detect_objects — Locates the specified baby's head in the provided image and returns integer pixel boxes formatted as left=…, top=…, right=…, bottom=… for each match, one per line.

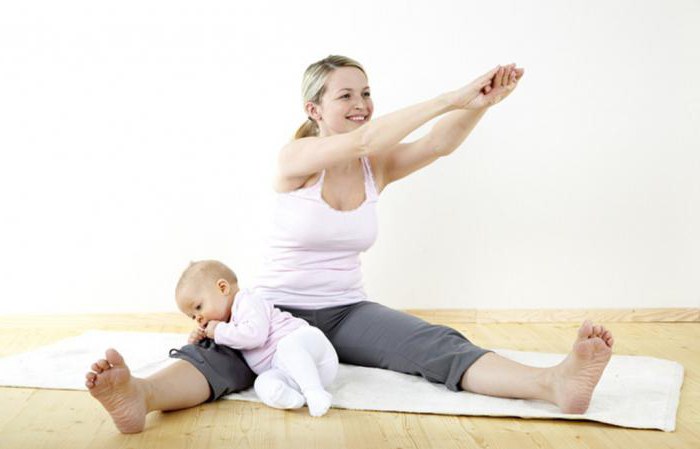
left=175, top=260, right=239, bottom=327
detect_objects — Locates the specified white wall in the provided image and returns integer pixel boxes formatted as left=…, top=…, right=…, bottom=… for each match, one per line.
left=1, top=0, right=698, bottom=314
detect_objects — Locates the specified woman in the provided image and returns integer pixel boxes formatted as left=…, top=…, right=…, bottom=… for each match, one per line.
left=85, top=55, right=614, bottom=433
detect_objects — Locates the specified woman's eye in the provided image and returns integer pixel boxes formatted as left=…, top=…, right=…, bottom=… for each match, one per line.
left=363, top=92, right=371, bottom=97
left=195, top=304, right=201, bottom=311
left=341, top=94, right=350, bottom=99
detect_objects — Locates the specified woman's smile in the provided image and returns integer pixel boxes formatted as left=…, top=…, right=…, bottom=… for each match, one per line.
left=346, top=114, right=368, bottom=123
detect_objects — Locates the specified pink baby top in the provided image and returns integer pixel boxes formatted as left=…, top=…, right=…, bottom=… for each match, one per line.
left=213, top=288, right=308, bottom=374
left=253, top=156, right=379, bottom=309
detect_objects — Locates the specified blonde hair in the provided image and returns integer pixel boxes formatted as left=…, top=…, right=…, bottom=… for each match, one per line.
left=294, top=55, right=367, bottom=140
left=175, top=260, right=238, bottom=297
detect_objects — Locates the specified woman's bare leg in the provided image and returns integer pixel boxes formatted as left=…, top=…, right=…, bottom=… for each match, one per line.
left=461, top=320, right=614, bottom=414
left=85, top=348, right=210, bottom=433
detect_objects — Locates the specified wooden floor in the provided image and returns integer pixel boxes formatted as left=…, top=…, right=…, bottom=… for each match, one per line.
left=0, top=313, right=698, bottom=449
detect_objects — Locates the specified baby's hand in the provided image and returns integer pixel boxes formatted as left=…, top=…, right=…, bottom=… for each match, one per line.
left=188, top=327, right=206, bottom=344
left=205, top=320, right=221, bottom=339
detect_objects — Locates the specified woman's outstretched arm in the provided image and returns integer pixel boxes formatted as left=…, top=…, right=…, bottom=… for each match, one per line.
left=378, top=64, right=524, bottom=186
left=277, top=66, right=502, bottom=181
left=431, top=64, right=524, bottom=156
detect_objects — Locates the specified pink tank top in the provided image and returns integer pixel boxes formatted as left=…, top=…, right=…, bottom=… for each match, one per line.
left=253, top=156, right=379, bottom=309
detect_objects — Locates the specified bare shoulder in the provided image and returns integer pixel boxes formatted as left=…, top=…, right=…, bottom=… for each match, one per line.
left=277, top=136, right=316, bottom=163
left=273, top=141, right=322, bottom=193
left=277, top=132, right=364, bottom=182
left=273, top=139, right=313, bottom=193
left=273, top=171, right=320, bottom=193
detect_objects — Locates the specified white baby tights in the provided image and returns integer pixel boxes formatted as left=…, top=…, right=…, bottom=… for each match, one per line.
left=254, top=326, right=339, bottom=417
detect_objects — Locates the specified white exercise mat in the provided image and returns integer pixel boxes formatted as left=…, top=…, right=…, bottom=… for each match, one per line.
left=0, top=330, right=684, bottom=431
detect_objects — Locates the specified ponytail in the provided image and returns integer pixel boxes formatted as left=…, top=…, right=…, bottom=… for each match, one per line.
left=294, top=118, right=319, bottom=140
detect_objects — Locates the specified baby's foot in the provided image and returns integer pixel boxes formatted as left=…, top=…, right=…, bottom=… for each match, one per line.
left=254, top=377, right=305, bottom=410
left=304, top=389, right=332, bottom=417
left=85, top=348, right=148, bottom=433
left=552, top=320, right=614, bottom=414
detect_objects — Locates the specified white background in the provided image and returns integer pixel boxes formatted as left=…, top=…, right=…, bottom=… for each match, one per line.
left=1, top=0, right=698, bottom=314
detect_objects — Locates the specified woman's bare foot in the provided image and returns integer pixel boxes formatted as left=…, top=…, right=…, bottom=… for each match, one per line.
left=552, top=320, right=614, bottom=414
left=85, top=348, right=149, bottom=434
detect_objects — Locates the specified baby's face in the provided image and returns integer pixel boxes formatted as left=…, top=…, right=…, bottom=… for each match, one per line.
left=176, top=282, right=232, bottom=328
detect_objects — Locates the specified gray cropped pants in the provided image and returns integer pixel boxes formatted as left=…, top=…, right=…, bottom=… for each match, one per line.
left=170, top=301, right=491, bottom=401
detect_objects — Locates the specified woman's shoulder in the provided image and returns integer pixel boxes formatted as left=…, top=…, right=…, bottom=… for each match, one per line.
left=272, top=155, right=386, bottom=194
left=273, top=138, right=323, bottom=193
left=273, top=171, right=321, bottom=193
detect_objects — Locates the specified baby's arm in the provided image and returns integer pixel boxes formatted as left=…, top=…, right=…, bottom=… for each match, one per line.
left=211, top=294, right=270, bottom=350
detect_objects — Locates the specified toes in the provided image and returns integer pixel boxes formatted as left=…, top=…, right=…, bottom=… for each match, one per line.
left=105, top=348, right=125, bottom=367
left=599, top=328, right=614, bottom=348
left=605, top=333, right=615, bottom=347
left=89, top=350, right=124, bottom=376
left=93, top=359, right=110, bottom=373
left=593, top=336, right=608, bottom=349
left=91, top=357, right=113, bottom=374
left=585, top=323, right=611, bottom=341
left=577, top=320, right=593, bottom=340
left=85, top=372, right=97, bottom=387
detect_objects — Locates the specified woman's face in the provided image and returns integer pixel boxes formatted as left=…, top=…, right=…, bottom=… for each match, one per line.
left=310, top=67, right=373, bottom=136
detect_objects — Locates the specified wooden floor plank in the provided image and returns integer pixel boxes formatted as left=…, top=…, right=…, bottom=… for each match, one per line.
left=0, top=313, right=696, bottom=449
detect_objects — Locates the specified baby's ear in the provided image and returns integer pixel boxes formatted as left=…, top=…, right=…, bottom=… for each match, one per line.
left=217, top=278, right=230, bottom=294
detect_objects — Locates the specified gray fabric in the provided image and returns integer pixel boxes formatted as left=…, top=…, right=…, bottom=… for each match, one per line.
left=169, top=338, right=256, bottom=402
left=279, top=301, right=491, bottom=391
left=170, top=301, right=491, bottom=400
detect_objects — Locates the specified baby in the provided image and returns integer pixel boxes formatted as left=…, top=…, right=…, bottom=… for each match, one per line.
left=175, top=260, right=338, bottom=417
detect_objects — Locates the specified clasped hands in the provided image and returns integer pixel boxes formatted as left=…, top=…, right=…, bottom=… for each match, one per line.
left=447, top=63, right=525, bottom=110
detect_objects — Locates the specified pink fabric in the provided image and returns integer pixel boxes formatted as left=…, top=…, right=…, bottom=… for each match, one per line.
left=253, top=156, right=379, bottom=309
left=214, top=288, right=308, bottom=374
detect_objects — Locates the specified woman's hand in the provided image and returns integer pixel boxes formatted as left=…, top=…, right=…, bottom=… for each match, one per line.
left=447, top=64, right=524, bottom=110
left=470, top=64, right=524, bottom=109
left=188, top=327, right=206, bottom=344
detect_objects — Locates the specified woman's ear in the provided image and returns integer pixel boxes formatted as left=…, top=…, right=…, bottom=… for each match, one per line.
left=305, top=101, right=322, bottom=122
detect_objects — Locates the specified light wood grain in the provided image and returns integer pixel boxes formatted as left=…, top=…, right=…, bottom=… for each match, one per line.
left=0, top=313, right=697, bottom=449
left=406, top=307, right=700, bottom=323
